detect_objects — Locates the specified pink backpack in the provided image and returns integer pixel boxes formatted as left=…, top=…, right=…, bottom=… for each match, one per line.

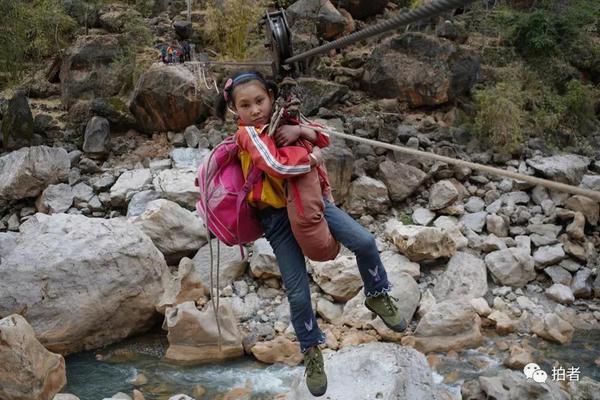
left=195, top=136, right=263, bottom=249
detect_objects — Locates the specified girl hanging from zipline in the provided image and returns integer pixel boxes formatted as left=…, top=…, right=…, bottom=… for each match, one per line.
left=215, top=70, right=407, bottom=397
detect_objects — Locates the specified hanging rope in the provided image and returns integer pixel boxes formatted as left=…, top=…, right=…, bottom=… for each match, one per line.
left=297, top=121, right=600, bottom=202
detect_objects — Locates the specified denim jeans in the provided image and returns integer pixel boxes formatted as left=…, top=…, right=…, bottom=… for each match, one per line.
left=257, top=199, right=392, bottom=353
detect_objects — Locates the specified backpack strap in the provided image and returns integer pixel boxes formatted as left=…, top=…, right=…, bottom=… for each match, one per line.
left=234, top=164, right=262, bottom=257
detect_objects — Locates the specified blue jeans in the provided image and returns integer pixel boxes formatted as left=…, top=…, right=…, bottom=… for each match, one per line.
left=257, top=199, right=392, bottom=353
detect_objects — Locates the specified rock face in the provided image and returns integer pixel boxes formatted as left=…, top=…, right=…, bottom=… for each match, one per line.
left=286, top=342, right=448, bottom=399
left=0, top=146, right=70, bottom=201
left=60, top=34, right=127, bottom=108
left=0, top=314, right=67, bottom=400
left=363, top=32, right=480, bottom=107
left=0, top=213, right=169, bottom=354
left=1, top=90, right=33, bottom=150
left=129, top=64, right=211, bottom=134
left=164, top=301, right=243, bottom=363
left=130, top=199, right=207, bottom=265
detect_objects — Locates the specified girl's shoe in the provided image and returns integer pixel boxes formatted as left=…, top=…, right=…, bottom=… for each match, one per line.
left=365, top=294, right=407, bottom=332
left=305, top=346, right=327, bottom=396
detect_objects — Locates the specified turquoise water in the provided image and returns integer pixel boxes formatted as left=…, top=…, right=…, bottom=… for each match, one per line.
left=64, top=333, right=302, bottom=400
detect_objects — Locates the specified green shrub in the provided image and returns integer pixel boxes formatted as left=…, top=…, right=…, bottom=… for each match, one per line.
left=508, top=0, right=598, bottom=57
left=472, top=80, right=525, bottom=154
left=205, top=0, right=267, bottom=61
left=0, top=0, right=75, bottom=89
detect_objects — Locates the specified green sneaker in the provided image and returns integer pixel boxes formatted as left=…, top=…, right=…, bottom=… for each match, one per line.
left=365, top=294, right=407, bottom=332
left=304, top=346, right=327, bottom=397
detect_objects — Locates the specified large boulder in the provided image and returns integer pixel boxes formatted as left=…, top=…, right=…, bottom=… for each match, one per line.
left=286, top=342, right=450, bottom=399
left=60, top=35, right=127, bottom=108
left=129, top=64, right=211, bottom=134
left=479, top=369, right=570, bottom=400
left=526, top=154, right=590, bottom=185
left=363, top=32, right=480, bottom=107
left=286, top=0, right=347, bottom=40
left=130, top=199, right=208, bottom=265
left=433, top=251, right=488, bottom=301
left=402, top=300, right=485, bottom=353
left=0, top=314, right=66, bottom=400
left=0, top=146, right=69, bottom=201
left=1, top=90, right=33, bottom=150
left=336, top=0, right=389, bottom=20
left=164, top=301, right=243, bottom=363
left=0, top=213, right=169, bottom=354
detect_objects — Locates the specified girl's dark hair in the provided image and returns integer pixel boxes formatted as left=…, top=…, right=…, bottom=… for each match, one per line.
left=214, top=70, right=278, bottom=120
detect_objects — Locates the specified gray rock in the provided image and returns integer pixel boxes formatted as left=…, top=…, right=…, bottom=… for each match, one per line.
left=90, top=173, right=116, bottom=192
left=170, top=147, right=208, bottom=169
left=153, top=168, right=200, bottom=210
left=173, top=20, right=193, bottom=39
left=534, top=244, right=566, bottom=268
left=83, top=116, right=110, bottom=157
left=127, top=190, right=162, bottom=217
left=571, top=268, right=593, bottom=299
left=461, top=211, right=487, bottom=233
left=464, top=196, right=485, bottom=213
left=486, top=214, right=508, bottom=237
left=559, top=259, right=582, bottom=273
left=412, top=208, right=435, bottom=226
left=183, top=125, right=201, bottom=148
left=249, top=238, right=280, bottom=279
left=1, top=90, right=33, bottom=151
left=0, top=146, right=69, bottom=201
left=544, top=266, right=572, bottom=286
left=433, top=252, right=488, bottom=301
left=35, top=183, right=74, bottom=214
left=580, top=175, right=600, bottom=191
left=569, top=377, right=600, bottom=400
left=345, top=176, right=390, bottom=215
left=379, top=160, right=427, bottom=202
left=479, top=369, right=569, bottom=400
left=110, top=169, right=153, bottom=207
left=0, top=213, right=168, bottom=354
left=526, top=154, right=590, bottom=185
left=130, top=199, right=208, bottom=265
left=192, top=240, right=247, bottom=290
left=485, top=248, right=536, bottom=287
left=429, top=180, right=459, bottom=210
left=286, top=342, right=448, bottom=399
left=500, top=191, right=530, bottom=206
left=546, top=284, right=575, bottom=304
left=72, top=182, right=95, bottom=207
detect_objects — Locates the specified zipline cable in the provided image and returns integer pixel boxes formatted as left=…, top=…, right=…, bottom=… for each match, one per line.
left=298, top=123, right=600, bottom=202
left=285, top=0, right=475, bottom=65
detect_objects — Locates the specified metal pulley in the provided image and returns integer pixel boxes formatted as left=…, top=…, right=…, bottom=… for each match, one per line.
left=263, top=7, right=296, bottom=80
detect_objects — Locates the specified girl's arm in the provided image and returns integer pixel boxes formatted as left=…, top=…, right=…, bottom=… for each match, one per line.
left=274, top=124, right=330, bottom=148
left=237, top=126, right=314, bottom=179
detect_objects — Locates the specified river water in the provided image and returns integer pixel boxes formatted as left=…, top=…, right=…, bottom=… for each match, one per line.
left=64, top=329, right=600, bottom=399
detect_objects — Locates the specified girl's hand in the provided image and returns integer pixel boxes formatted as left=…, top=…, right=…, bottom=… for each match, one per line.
left=274, top=125, right=301, bottom=147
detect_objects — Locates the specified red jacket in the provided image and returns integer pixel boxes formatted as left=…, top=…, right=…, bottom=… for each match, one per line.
left=236, top=124, right=331, bottom=209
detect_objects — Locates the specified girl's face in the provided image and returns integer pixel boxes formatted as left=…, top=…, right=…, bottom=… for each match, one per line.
left=231, top=81, right=274, bottom=126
